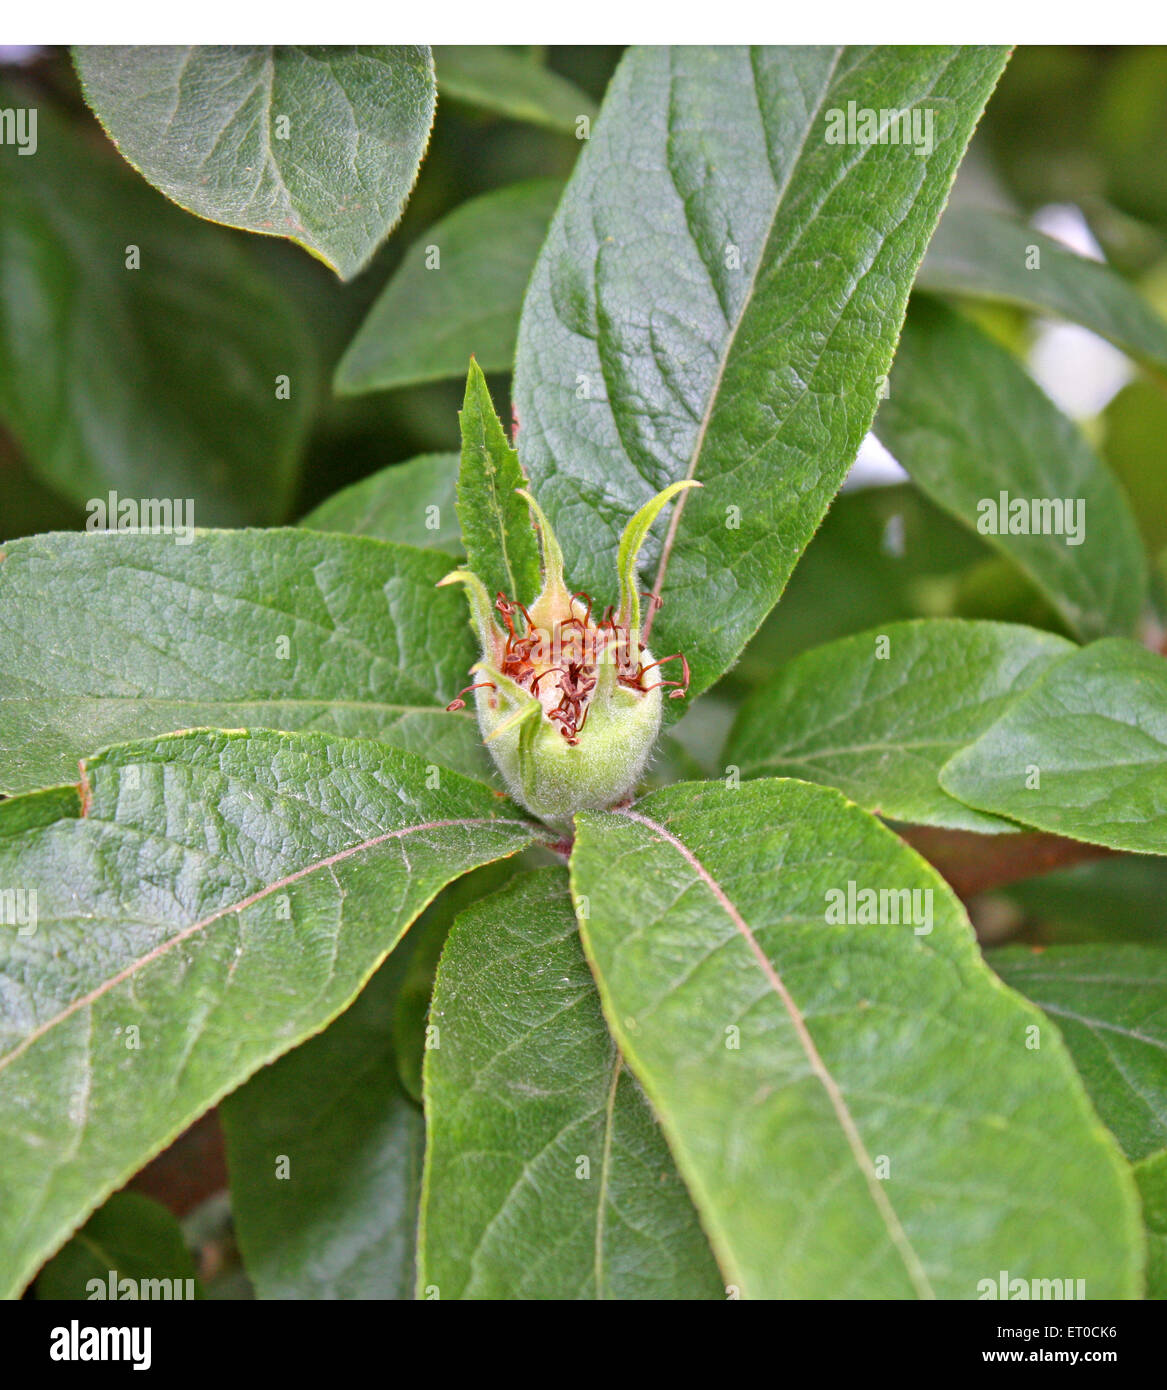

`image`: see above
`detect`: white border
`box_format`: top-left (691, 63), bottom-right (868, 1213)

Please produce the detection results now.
top-left (8, 1), bottom-right (1167, 46)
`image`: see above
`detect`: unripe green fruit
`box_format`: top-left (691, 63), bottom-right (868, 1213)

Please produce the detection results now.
top-left (475, 651), bottom-right (663, 824)
top-left (441, 480), bottom-right (700, 826)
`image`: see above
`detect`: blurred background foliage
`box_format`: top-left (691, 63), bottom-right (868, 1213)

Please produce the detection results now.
top-left (3, 43), bottom-right (1166, 972)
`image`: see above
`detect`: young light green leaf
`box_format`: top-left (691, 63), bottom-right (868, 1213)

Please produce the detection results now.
top-left (572, 779), bottom-right (1142, 1299)
top-left (434, 47), bottom-right (596, 134)
top-left (299, 453), bottom-right (461, 550)
top-left (222, 947), bottom-right (423, 1300)
top-left (514, 45), bottom-right (1010, 705)
top-left (616, 481), bottom-right (702, 642)
top-left (417, 868), bottom-right (724, 1299)
top-left (877, 298), bottom-right (1148, 640)
top-left (335, 181), bottom-right (563, 394)
top-left (916, 207), bottom-right (1167, 378)
top-left (1135, 1150), bottom-right (1167, 1299)
top-left (726, 620), bottom-right (1076, 832)
top-left (0, 82), bottom-right (313, 523)
top-left (0, 728), bottom-right (537, 1298)
top-left (35, 1192), bottom-right (202, 1301)
top-left (0, 529), bottom-right (492, 794)
top-left (940, 638), bottom-right (1167, 854)
top-left (456, 363), bottom-right (541, 608)
top-left (73, 46), bottom-right (436, 280)
top-left (990, 944), bottom-right (1167, 1161)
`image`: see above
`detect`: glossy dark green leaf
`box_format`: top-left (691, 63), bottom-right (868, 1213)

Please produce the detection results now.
top-left (572, 779), bottom-right (1142, 1298)
top-left (418, 868), bottom-right (723, 1299)
top-left (456, 362), bottom-right (541, 608)
top-left (0, 528), bottom-right (491, 794)
top-left (35, 1192), bottom-right (201, 1301)
top-left (941, 638), bottom-right (1167, 854)
top-left (434, 47), bottom-right (595, 134)
top-left (0, 83), bottom-right (313, 523)
top-left (1136, 1150), bottom-right (1167, 1298)
top-left (74, 46), bottom-right (436, 279)
top-left (299, 453), bottom-right (461, 550)
top-left (726, 620), bottom-right (1075, 832)
top-left (0, 728), bottom-right (537, 1297)
top-left (222, 948), bottom-right (423, 1300)
top-left (514, 45), bottom-right (1010, 705)
top-left (878, 298), bottom-right (1147, 640)
top-left (917, 207), bottom-right (1167, 377)
top-left (335, 181), bottom-right (562, 394)
top-left (990, 944), bottom-right (1167, 1161)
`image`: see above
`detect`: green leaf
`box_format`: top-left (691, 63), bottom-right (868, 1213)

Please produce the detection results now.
top-left (513, 45), bottom-right (1010, 705)
top-left (222, 948), bottom-right (423, 1299)
top-left (299, 453), bottom-right (461, 550)
top-left (1135, 1150), bottom-right (1167, 1298)
top-left (0, 82), bottom-right (314, 524)
top-left (434, 47), bottom-right (596, 134)
top-left (571, 779), bottom-right (1142, 1299)
top-left (391, 860), bottom-right (518, 1105)
top-left (916, 207), bottom-right (1167, 378)
top-left (725, 620), bottom-right (1076, 832)
top-left (0, 437), bottom-right (85, 544)
top-left (0, 528), bottom-right (493, 795)
top-left (940, 638), bottom-right (1167, 853)
top-left (877, 298), bottom-right (1148, 641)
top-left (953, 555), bottom-right (1070, 636)
top-left (990, 945), bottom-right (1167, 1161)
top-left (335, 181), bottom-right (562, 394)
top-left (0, 728), bottom-right (537, 1297)
top-left (728, 483), bottom-right (991, 690)
top-left (456, 363), bottom-right (541, 607)
top-left (1000, 855), bottom-right (1167, 946)
top-left (1104, 380), bottom-right (1167, 556)
top-left (73, 46), bottom-right (436, 280)
top-left (418, 868), bottom-right (723, 1300)
top-left (35, 1192), bottom-right (201, 1301)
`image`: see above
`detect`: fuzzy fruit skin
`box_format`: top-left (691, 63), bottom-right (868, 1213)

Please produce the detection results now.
top-left (475, 664), bottom-right (662, 826)
top-left (442, 472), bottom-right (701, 828)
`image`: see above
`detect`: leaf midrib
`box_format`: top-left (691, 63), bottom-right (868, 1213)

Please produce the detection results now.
top-left (645, 47), bottom-right (844, 632)
top-left (1, 694), bottom-right (472, 717)
top-left (614, 803), bottom-right (936, 1299)
top-left (0, 815), bottom-right (534, 1076)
